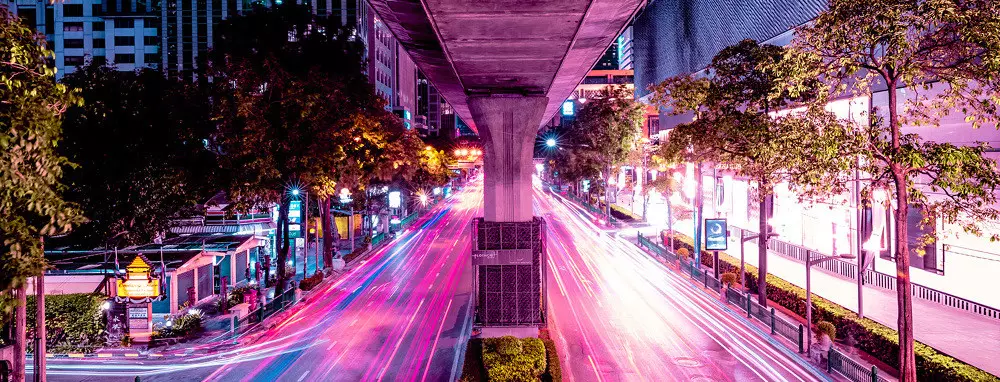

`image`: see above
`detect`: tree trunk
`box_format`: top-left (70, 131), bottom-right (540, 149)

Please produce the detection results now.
top-left (275, 195), bottom-right (291, 293)
top-left (13, 285), bottom-right (26, 382)
top-left (321, 198), bottom-right (333, 267)
top-left (694, 161), bottom-right (704, 266)
top-left (35, 271), bottom-right (46, 382)
top-left (757, 190), bottom-right (769, 306)
top-left (887, 79), bottom-right (917, 382)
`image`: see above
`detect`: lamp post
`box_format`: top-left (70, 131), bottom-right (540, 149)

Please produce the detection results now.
top-left (739, 228), bottom-right (779, 292)
top-left (805, 250), bottom-right (856, 353)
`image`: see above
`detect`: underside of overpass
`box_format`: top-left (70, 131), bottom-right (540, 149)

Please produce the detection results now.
top-left (367, 0), bottom-right (643, 327)
top-left (369, 0), bottom-right (644, 222)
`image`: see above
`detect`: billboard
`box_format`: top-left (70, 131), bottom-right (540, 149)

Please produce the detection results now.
top-left (704, 218), bottom-right (728, 250)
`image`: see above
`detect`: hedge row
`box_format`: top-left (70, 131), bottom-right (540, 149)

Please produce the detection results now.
top-left (659, 231), bottom-right (999, 382)
top-left (481, 336), bottom-right (547, 382)
top-left (26, 293), bottom-right (107, 353)
top-left (299, 272), bottom-right (324, 291)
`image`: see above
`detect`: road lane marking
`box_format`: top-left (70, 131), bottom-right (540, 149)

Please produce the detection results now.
top-left (421, 298), bottom-right (454, 382)
top-left (378, 298), bottom-right (426, 380)
top-left (327, 340), bottom-right (338, 351)
top-left (296, 370), bottom-right (310, 381)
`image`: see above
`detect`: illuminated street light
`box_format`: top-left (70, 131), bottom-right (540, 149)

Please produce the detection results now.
top-left (546, 138), bottom-right (556, 147)
top-left (291, 188), bottom-right (300, 196)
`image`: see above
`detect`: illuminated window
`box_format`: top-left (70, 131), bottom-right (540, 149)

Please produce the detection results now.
top-left (561, 101), bottom-right (574, 116)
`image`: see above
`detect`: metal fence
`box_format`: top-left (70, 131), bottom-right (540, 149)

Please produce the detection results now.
top-left (732, 226), bottom-right (1000, 321)
top-left (828, 348), bottom-right (890, 382)
top-left (229, 287), bottom-right (298, 338)
top-left (636, 233), bottom-right (892, 375)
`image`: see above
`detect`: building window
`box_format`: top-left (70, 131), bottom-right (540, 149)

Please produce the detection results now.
top-left (64, 39), bottom-right (85, 49)
top-left (115, 36), bottom-right (135, 46)
top-left (906, 205), bottom-right (941, 273)
top-left (63, 4), bottom-right (84, 17)
top-left (114, 19), bottom-right (135, 29)
top-left (64, 56), bottom-right (85, 66)
top-left (92, 21), bottom-right (105, 31)
top-left (90, 55), bottom-right (106, 66)
top-left (93, 39), bottom-right (105, 48)
top-left (144, 53), bottom-right (160, 64)
top-left (143, 36), bottom-right (158, 45)
top-left (114, 53), bottom-right (135, 64)
top-left (63, 22), bottom-right (84, 32)
top-left (92, 4), bottom-right (103, 16)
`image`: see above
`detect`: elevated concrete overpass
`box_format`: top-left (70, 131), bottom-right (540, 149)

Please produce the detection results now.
top-left (369, 0), bottom-right (644, 222)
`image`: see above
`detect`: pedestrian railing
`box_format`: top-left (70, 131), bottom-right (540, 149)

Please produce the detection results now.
top-left (635, 232), bottom-right (887, 374)
top-left (229, 287), bottom-right (298, 338)
top-left (732, 226), bottom-right (1000, 321)
top-left (371, 232), bottom-right (388, 247)
top-left (828, 348), bottom-right (889, 382)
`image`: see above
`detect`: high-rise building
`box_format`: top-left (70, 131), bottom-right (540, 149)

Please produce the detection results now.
top-left (617, 25), bottom-right (633, 70)
top-left (592, 44), bottom-right (618, 70)
top-left (393, 45), bottom-right (417, 129)
top-left (159, 0), bottom-right (251, 80)
top-left (4, 0), bottom-right (161, 79)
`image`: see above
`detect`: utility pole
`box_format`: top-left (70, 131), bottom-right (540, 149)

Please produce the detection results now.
top-left (303, 191), bottom-right (309, 276)
top-left (693, 161), bottom-right (704, 266)
top-left (34, 237), bottom-right (46, 382)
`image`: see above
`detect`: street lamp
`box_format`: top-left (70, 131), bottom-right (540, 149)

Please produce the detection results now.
top-left (805, 250), bottom-right (856, 353)
top-left (546, 138), bottom-right (556, 148)
top-left (739, 228), bottom-right (779, 291)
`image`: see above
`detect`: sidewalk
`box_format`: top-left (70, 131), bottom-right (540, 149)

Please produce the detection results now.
top-left (644, 218), bottom-right (1000, 377)
top-left (731, 236), bottom-right (1000, 376)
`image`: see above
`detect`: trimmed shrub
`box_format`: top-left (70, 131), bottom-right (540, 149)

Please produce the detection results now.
top-left (173, 313), bottom-right (203, 336)
top-left (720, 272), bottom-right (738, 287)
top-left (25, 293), bottom-right (107, 353)
top-left (664, 232), bottom-right (999, 382)
top-left (482, 336), bottom-right (547, 382)
top-left (817, 321), bottom-right (836, 340)
top-left (540, 338), bottom-right (562, 382)
top-left (299, 272), bottom-right (324, 291)
top-left (675, 247), bottom-right (690, 260)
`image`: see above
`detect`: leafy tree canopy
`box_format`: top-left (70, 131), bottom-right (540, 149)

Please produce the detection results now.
top-left (1, 8), bottom-right (84, 297)
top-left (59, 64), bottom-right (218, 248)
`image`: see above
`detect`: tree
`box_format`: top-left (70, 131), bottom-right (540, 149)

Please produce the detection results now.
top-left (559, 86), bottom-right (644, 219)
top-left (59, 64), bottom-right (217, 248)
top-left (208, 4), bottom-right (384, 291)
top-left (786, 1), bottom-right (1000, 379)
top-left (651, 39), bottom-right (857, 306)
top-left (1, 8), bottom-right (84, 381)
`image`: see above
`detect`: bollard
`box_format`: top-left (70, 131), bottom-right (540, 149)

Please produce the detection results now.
top-left (871, 366), bottom-right (878, 382)
top-left (798, 324), bottom-right (805, 353)
top-left (746, 297), bottom-right (752, 319)
top-left (770, 308), bottom-right (776, 334)
top-left (827, 349), bottom-right (833, 372)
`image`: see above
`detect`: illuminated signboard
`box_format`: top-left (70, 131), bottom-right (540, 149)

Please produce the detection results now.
top-left (562, 101), bottom-right (574, 116)
top-left (704, 218), bottom-right (728, 251)
top-left (389, 191), bottom-right (401, 209)
top-left (115, 255), bottom-right (162, 303)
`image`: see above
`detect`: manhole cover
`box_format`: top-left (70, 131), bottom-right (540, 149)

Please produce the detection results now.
top-left (674, 357), bottom-right (702, 368)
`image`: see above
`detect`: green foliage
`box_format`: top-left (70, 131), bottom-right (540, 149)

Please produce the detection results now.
top-left (675, 247), bottom-right (690, 259)
top-left (173, 313), bottom-right (203, 336)
top-left (299, 271), bottom-right (324, 291)
top-left (59, 64), bottom-right (218, 248)
top-left (551, 85), bottom-right (644, 186)
top-left (788, 2), bottom-right (1000, 378)
top-left (662, 232), bottom-right (998, 381)
top-left (460, 338), bottom-right (487, 382)
top-left (25, 294), bottom-right (106, 353)
top-left (0, 7), bottom-right (85, 307)
top-left (540, 338), bottom-right (562, 382)
top-left (720, 272), bottom-right (738, 286)
top-left (481, 336), bottom-right (547, 382)
top-left (817, 321), bottom-right (837, 340)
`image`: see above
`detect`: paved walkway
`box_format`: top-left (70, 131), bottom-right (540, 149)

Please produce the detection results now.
top-left (641, 220), bottom-right (1000, 376)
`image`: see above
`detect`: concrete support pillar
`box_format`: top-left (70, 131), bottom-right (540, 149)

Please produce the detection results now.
top-left (468, 96), bottom-right (548, 222)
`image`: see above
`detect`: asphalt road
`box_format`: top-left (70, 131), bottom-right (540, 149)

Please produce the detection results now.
top-left (32, 182), bottom-right (482, 382)
top-left (534, 180), bottom-right (830, 382)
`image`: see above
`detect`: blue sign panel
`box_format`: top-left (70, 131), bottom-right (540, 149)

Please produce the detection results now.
top-left (704, 218), bottom-right (728, 250)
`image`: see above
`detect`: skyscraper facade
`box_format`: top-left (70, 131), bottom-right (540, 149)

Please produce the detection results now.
top-left (4, 0), bottom-right (161, 79)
